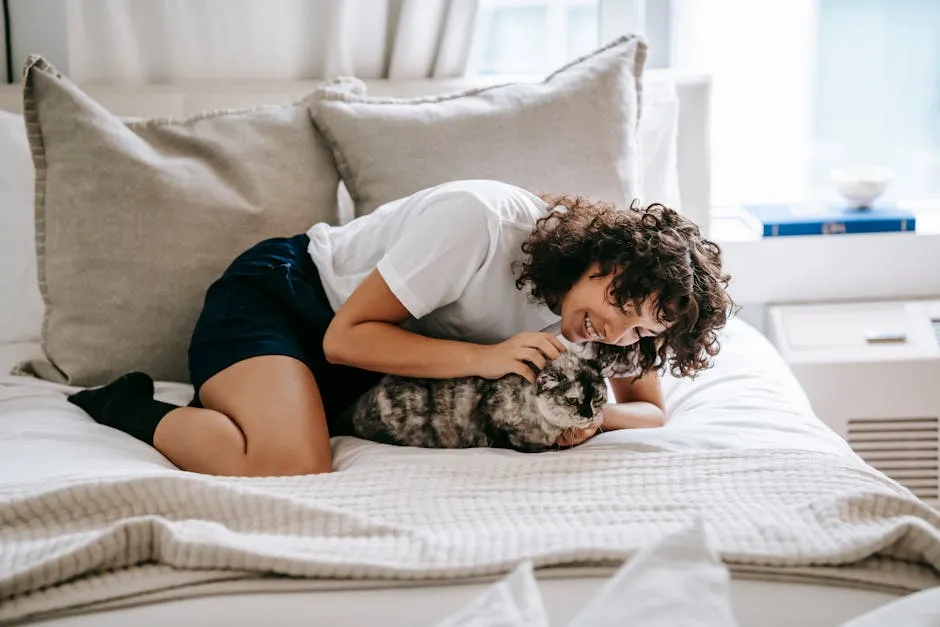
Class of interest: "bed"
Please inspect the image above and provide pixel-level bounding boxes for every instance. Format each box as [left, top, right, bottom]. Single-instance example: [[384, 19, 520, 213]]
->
[[1, 72, 939, 626], [2, 322, 937, 626]]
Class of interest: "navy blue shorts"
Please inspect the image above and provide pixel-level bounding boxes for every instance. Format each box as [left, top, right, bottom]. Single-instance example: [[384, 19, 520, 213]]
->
[[187, 233, 383, 429]]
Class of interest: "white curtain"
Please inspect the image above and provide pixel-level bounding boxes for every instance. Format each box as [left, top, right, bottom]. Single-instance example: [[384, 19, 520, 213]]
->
[[55, 0, 478, 83]]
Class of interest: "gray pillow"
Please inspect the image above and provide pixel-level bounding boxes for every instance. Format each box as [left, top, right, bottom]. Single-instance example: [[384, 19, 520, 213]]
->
[[16, 56, 341, 386], [310, 35, 647, 218]]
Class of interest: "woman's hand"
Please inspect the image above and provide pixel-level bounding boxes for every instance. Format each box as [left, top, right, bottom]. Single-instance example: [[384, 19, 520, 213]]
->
[[473, 332, 567, 384], [557, 424, 599, 448]]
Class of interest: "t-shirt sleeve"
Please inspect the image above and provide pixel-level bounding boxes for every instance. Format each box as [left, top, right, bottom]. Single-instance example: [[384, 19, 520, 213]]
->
[[376, 193, 496, 319]]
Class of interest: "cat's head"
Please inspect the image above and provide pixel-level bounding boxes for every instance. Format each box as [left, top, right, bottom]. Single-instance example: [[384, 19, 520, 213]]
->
[[534, 352, 607, 431]]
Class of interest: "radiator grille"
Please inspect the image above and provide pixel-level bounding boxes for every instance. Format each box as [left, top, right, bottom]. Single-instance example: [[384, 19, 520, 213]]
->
[[847, 417, 939, 501]]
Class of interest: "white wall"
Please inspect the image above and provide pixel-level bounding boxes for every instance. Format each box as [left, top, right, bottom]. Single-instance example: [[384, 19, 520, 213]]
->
[[8, 0, 69, 79], [721, 228, 940, 335]]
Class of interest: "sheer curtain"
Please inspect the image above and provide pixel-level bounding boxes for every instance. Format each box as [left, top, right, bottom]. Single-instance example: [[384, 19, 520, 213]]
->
[[10, 0, 478, 83], [467, 0, 645, 76]]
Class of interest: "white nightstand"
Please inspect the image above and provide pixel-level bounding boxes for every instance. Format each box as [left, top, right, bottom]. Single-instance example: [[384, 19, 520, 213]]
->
[[767, 299, 940, 505]]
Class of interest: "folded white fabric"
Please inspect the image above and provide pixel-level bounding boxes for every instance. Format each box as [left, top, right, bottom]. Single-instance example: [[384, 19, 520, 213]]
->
[[435, 522, 739, 627], [433, 562, 550, 627]]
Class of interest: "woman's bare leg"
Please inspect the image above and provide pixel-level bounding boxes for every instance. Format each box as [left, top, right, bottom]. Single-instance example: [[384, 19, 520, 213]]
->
[[153, 355, 332, 476], [151, 405, 248, 474]]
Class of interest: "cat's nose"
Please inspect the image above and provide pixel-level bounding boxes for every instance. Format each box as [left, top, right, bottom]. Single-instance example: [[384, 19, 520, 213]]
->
[[578, 405, 594, 419]]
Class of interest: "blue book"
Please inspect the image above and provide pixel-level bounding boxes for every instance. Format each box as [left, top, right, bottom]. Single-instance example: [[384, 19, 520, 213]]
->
[[743, 204, 917, 237]]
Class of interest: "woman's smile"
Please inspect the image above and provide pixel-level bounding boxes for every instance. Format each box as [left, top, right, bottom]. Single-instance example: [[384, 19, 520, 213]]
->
[[584, 312, 604, 341]]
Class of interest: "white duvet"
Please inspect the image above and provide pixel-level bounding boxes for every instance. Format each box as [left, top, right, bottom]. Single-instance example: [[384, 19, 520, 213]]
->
[[1, 320, 938, 625]]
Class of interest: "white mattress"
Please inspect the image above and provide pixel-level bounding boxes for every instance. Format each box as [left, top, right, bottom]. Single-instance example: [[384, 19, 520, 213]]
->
[[0, 321, 934, 626]]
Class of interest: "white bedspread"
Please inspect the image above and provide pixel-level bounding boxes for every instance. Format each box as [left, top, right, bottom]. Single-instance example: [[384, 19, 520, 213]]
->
[[1, 320, 939, 624]]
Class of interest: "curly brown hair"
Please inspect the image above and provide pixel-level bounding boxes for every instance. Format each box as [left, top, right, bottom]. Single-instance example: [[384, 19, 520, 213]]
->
[[515, 195, 736, 379]]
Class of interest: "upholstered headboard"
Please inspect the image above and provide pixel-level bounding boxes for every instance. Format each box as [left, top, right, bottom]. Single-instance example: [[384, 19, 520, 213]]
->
[[0, 69, 711, 229]]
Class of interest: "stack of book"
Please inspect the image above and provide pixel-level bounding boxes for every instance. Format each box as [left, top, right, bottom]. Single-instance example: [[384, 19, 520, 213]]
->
[[742, 204, 917, 238]]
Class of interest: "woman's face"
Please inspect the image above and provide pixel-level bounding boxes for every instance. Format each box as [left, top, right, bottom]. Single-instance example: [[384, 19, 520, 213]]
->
[[558, 263, 671, 346]]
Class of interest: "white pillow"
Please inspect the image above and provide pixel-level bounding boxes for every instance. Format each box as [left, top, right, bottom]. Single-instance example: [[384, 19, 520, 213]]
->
[[0, 111, 43, 345], [637, 75, 681, 208], [433, 521, 739, 627]]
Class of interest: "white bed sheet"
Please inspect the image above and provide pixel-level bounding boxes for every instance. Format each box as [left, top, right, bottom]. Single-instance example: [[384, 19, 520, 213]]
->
[[0, 319, 855, 485], [0, 320, 923, 626]]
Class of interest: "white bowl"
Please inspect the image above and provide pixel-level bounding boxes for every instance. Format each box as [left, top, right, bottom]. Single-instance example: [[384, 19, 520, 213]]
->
[[830, 166, 894, 208]]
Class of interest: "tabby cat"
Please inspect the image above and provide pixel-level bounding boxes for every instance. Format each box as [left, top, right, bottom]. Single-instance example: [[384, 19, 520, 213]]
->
[[342, 352, 607, 453]]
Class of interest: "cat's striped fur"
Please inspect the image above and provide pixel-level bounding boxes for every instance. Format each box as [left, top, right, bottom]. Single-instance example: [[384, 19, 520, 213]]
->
[[344, 352, 607, 453]]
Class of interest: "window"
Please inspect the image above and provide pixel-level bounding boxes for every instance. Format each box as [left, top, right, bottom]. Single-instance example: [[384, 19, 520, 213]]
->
[[673, 0, 940, 209], [469, 0, 940, 213], [811, 0, 940, 209]]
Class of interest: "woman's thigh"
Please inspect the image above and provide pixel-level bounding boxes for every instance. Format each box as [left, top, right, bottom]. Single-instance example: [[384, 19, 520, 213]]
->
[[198, 354, 333, 475], [183, 233, 381, 472]]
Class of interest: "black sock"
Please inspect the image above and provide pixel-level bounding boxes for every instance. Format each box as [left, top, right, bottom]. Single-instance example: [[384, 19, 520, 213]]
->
[[67, 372, 177, 446]]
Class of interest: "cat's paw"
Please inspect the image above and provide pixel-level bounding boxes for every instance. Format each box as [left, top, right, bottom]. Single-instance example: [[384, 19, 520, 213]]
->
[[556, 424, 599, 448]]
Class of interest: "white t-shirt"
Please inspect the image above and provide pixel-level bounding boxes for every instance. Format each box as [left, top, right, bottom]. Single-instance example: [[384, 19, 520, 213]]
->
[[305, 180, 561, 344]]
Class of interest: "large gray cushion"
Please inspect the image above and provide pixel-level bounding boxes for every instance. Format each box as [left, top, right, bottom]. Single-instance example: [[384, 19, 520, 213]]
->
[[17, 56, 341, 386], [310, 35, 647, 217]]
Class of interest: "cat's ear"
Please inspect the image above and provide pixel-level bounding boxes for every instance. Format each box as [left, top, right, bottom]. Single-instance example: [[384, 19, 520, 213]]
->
[[537, 371, 560, 391]]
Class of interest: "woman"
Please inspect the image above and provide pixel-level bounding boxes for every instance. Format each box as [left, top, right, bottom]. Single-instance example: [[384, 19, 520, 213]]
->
[[69, 179, 733, 476]]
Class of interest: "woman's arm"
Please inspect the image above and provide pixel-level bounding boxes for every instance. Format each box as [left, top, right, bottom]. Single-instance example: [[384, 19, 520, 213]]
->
[[323, 269, 478, 379], [323, 269, 563, 381], [556, 366, 667, 447], [603, 371, 667, 430]]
